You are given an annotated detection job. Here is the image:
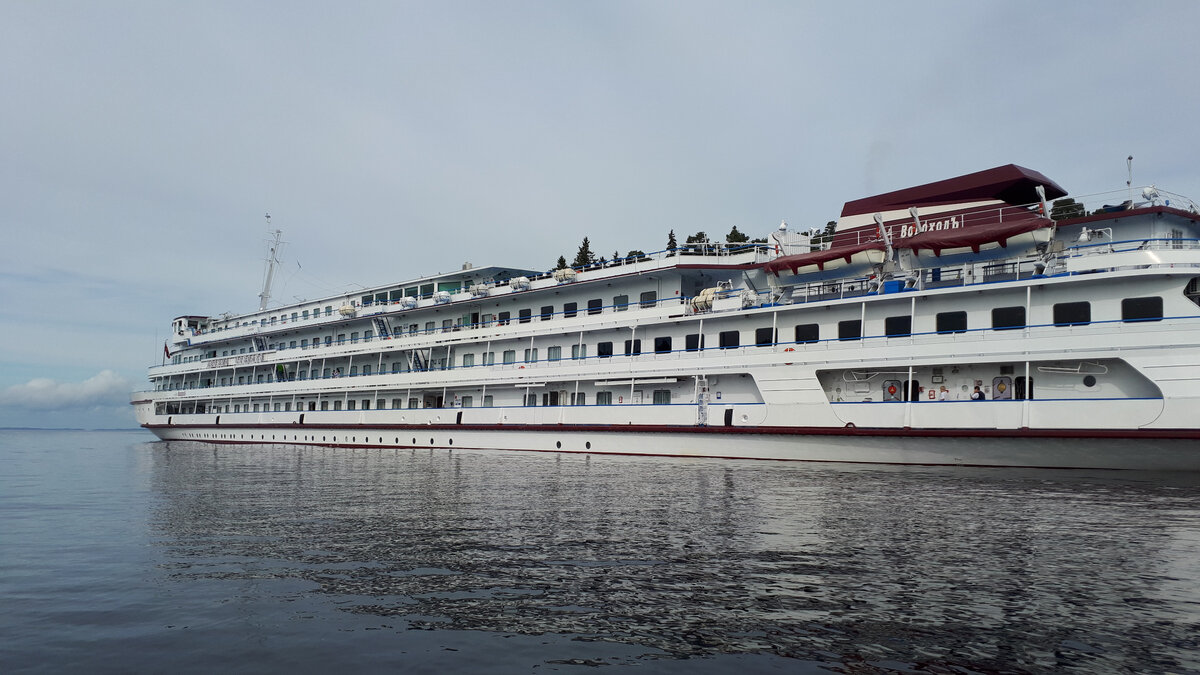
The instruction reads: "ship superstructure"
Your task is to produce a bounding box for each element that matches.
[133,165,1200,469]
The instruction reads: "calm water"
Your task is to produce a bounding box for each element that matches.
[2,430,1199,674]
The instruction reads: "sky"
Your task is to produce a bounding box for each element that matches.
[2,0,1198,429]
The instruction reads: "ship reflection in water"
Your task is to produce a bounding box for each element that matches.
[149,441,1200,673]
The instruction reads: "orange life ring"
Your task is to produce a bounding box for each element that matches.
[783,347,795,365]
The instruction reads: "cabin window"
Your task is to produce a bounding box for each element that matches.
[337,333,346,343]
[884,316,912,337]
[794,323,819,343]
[614,295,629,311]
[1015,376,1034,400]
[301,339,308,348]
[302,310,309,319]
[640,291,657,308]
[540,305,554,320]
[596,391,613,405]
[563,302,578,318]
[686,333,705,351]
[298,371,306,381]
[624,339,642,356]
[547,346,562,361]
[483,395,494,407]
[719,331,740,349]
[390,398,402,409]
[524,348,538,363]
[992,306,1026,331]
[572,344,587,360]
[653,390,671,404]
[362,364,372,376]
[1053,302,1091,326]
[572,392,586,405]
[838,320,861,341]
[498,311,510,326]
[322,368,331,378]
[361,399,371,410]
[1122,297,1163,322]
[484,351,495,365]
[587,299,603,315]
[325,306,333,316]
[462,353,475,367]
[349,366,358,377]
[502,350,516,365]
[392,362,402,373]
[364,330,373,340]
[408,398,419,409]
[325,336,332,346]
[755,327,776,346]
[461,396,473,408]
[654,336,672,353]
[936,311,967,334]
[597,342,613,358]
[525,394,538,407]
[320,401,329,410]
[519,309,532,323]
[442,319,453,333]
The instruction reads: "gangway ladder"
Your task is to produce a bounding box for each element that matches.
[409,349,428,372]
[253,336,267,352]
[372,316,391,339]
[696,375,710,426]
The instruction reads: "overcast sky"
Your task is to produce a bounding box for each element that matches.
[2,1,1198,428]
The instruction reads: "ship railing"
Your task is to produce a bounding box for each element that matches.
[1052,185,1199,220]
[135,310,1200,402]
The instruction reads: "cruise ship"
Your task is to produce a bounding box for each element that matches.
[132,165,1200,470]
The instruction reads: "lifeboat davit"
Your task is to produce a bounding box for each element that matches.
[764,242,888,281]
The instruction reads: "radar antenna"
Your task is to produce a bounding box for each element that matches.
[258,216,284,310]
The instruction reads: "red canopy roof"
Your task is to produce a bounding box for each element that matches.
[841,164,1067,218]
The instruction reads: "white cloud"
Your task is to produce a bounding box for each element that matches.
[0,370,132,410]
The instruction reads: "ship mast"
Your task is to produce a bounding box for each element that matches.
[258,216,284,310]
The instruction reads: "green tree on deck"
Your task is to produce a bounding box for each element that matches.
[555,255,567,270]
[572,237,596,268]
[726,226,749,243]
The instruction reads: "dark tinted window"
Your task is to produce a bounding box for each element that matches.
[654,336,672,353]
[794,323,819,343]
[992,306,1025,330]
[884,316,912,337]
[755,327,776,346]
[838,319,862,340]
[936,311,967,334]
[719,331,740,349]
[539,305,554,320]
[640,291,657,308]
[563,302,577,318]
[498,311,510,326]
[1121,297,1163,322]
[685,334,705,351]
[1053,302,1090,326]
[623,339,641,356]
[597,341,613,357]
[587,298,603,315]
[518,308,531,323]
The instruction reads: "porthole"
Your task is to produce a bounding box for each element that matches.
[586,441,592,450]
[430,437,434,445]
[1083,375,1097,388]
[412,437,417,444]
[556,441,562,449]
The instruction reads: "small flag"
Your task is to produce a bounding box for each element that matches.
[163,342,171,359]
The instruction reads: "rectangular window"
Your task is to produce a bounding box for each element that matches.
[364,330,373,340]
[325,336,332,346]
[484,395,494,407]
[719,330,740,349]
[547,346,562,361]
[301,339,308,348]
[253,404,260,412]
[572,344,587,360]
[347,400,356,411]
[333,400,343,411]
[613,294,629,311]
[362,364,372,376]
[391,398,402,409]
[322,368,331,378]
[685,333,705,351]
[794,323,819,343]
[884,316,912,337]
[540,305,554,320]
[640,291,657,308]
[624,339,642,356]
[320,401,329,410]
[596,391,613,405]
[587,298,603,315]
[1122,296,1163,322]
[936,311,967,334]
[408,398,419,409]
[563,302,578,318]
[424,321,436,333]
[524,348,538,363]
[462,353,475,367]
[350,332,359,343]
[349,366,358,377]
[992,306,1026,330]
[525,394,537,407]
[361,400,370,410]
[1053,302,1091,326]
[653,389,671,404]
[519,308,532,323]
[483,351,495,365]
[838,320,862,340]
[498,311,510,326]
[298,371,306,380]
[755,327,776,346]
[597,341,613,358]
[503,350,516,364]
[461,396,473,408]
[572,392,586,405]
[654,336,672,353]
[337,333,346,343]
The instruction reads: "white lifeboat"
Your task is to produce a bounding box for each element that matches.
[433,291,452,304]
[509,276,531,292]
[552,267,577,283]
[338,304,357,317]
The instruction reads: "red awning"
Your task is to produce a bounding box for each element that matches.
[765,242,886,276]
[841,164,1068,217]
